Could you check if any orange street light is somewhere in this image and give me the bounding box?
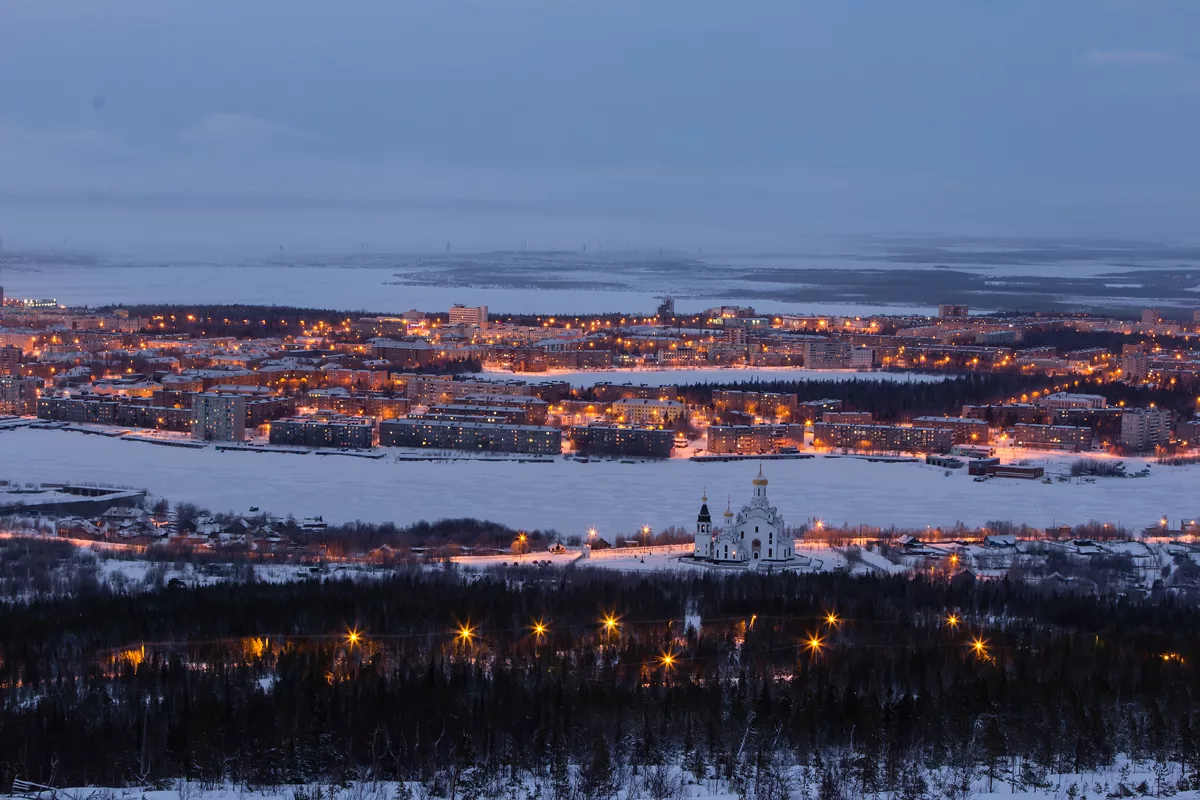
[346,628,362,647]
[825,612,841,628]
[601,613,620,635]
[804,632,825,654]
[946,614,960,628]
[456,622,476,645]
[531,619,549,639]
[970,637,989,658]
[659,649,677,670]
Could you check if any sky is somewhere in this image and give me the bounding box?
[1,0,1198,257]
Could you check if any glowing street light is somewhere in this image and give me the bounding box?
[456,622,476,645]
[970,637,989,658]
[946,613,960,628]
[531,619,549,639]
[601,613,621,636]
[659,649,677,670]
[825,612,841,628]
[804,632,825,654]
[346,628,362,647]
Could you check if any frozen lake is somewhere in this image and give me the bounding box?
[2,429,1193,535]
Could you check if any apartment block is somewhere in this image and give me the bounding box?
[1012,423,1093,451]
[706,424,800,455]
[611,397,687,426]
[191,393,246,442]
[1119,408,1172,451]
[269,413,376,449]
[912,416,991,445]
[379,418,561,455]
[566,424,674,459]
[0,376,40,415]
[811,422,953,453]
[448,304,489,329]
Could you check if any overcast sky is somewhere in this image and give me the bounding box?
[1,0,1198,256]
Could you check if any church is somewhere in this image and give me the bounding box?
[693,466,796,568]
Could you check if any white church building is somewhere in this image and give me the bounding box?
[693,466,796,568]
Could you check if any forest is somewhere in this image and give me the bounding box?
[1,568,1198,797]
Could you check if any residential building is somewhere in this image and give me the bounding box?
[448,304,489,329]
[1036,392,1107,411]
[0,345,19,375]
[369,338,437,367]
[1121,343,1149,382]
[611,397,686,426]
[1141,308,1162,325]
[593,383,678,402]
[269,413,376,449]
[802,339,852,369]
[912,416,990,444]
[1176,417,1200,446]
[811,422,953,453]
[711,390,798,420]
[191,393,247,442]
[1119,408,1172,451]
[938,304,970,318]
[822,411,873,425]
[1012,423,1093,451]
[0,376,39,414]
[380,418,561,455]
[850,346,875,369]
[567,424,674,458]
[706,424,798,455]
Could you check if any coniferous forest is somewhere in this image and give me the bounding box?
[1,568,1198,795]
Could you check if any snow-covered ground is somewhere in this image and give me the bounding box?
[26,758,1200,800]
[3,429,1196,535]
[482,367,954,386]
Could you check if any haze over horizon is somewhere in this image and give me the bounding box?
[2,1,1198,257]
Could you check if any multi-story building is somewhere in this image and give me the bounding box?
[269,413,376,449]
[305,389,410,420]
[1141,308,1162,325]
[419,404,531,425]
[460,394,549,424]
[962,404,1048,426]
[406,376,529,406]
[1176,416,1200,446]
[850,346,875,369]
[1036,392,1107,411]
[566,424,674,459]
[711,390,798,420]
[811,422,953,453]
[448,304,489,329]
[1119,408,1172,452]
[369,338,437,368]
[611,398,687,426]
[593,383,678,403]
[706,425,799,455]
[37,395,121,425]
[657,346,705,368]
[0,376,40,415]
[938,304,970,318]
[822,411,873,425]
[1121,343,1149,382]
[379,418,560,455]
[802,339,852,369]
[0,345,19,376]
[1012,423,1093,451]
[912,416,990,445]
[191,393,246,442]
